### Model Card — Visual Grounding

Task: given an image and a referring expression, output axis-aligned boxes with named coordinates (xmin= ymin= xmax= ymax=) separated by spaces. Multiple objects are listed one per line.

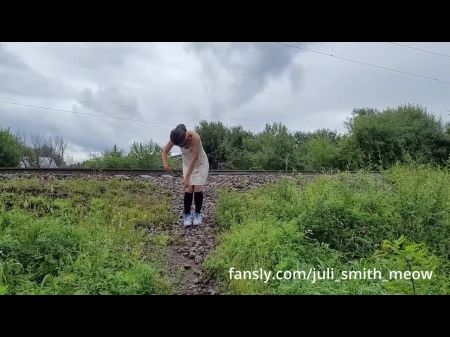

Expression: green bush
xmin=341 ymin=105 xmax=450 ymax=169
xmin=0 ymin=127 xmax=22 ymax=168
xmin=371 ymin=236 xmax=448 ymax=295
xmin=205 ymin=165 xmax=449 ymax=294
xmin=83 ymin=141 xmax=168 ymax=169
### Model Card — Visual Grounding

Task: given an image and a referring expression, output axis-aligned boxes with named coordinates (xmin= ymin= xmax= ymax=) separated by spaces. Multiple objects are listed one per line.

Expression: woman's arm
xmin=161 ymin=141 xmax=174 ymax=173
xmin=184 ymin=135 xmax=200 ymax=184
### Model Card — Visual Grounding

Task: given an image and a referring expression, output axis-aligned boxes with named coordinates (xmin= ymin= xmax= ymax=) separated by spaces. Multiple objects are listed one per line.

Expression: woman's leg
xmin=184 ymin=186 xmax=194 ymax=215
xmin=193 ymin=185 xmax=204 ymax=215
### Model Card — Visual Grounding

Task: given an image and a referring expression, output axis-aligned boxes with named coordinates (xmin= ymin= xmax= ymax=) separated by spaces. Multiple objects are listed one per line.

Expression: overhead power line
xmin=389 ymin=42 xmax=450 ymax=59
xmin=274 ymin=42 xmax=450 ymax=85
xmin=0 ymin=90 xmax=250 ymax=123
xmin=0 ymin=99 xmax=180 ymax=127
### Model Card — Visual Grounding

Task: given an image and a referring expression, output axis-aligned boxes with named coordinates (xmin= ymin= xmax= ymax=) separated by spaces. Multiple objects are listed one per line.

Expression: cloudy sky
xmin=1 ymin=42 xmax=450 ymax=163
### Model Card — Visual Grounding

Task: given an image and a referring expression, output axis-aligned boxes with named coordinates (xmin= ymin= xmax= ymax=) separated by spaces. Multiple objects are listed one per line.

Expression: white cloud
xmin=1 ymin=42 xmax=449 ymax=163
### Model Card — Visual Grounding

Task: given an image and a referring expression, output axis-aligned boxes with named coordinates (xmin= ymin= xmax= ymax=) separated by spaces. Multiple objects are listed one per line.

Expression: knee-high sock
xmin=184 ymin=192 xmax=193 ymax=215
xmin=194 ymin=191 xmax=203 ymax=214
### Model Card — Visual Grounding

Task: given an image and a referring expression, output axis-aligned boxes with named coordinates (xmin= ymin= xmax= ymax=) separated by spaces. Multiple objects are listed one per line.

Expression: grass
xmin=2 ymin=165 xmax=448 ymax=295
xmin=0 ymin=177 xmax=176 ymax=295
xmin=204 ymin=164 xmax=449 ymax=294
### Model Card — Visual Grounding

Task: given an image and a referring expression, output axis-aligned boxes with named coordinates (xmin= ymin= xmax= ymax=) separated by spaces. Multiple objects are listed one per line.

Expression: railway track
xmin=0 ymin=168 xmax=381 ymax=176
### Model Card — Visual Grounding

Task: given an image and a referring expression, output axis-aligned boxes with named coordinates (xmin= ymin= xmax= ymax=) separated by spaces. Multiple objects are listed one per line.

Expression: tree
xmin=10 ymin=131 xmax=35 ymax=166
xmin=343 ymin=105 xmax=450 ymax=169
xmin=83 ymin=145 xmax=127 ymax=169
xmin=248 ymin=123 xmax=295 ymax=170
xmin=291 ymin=129 xmax=340 ymax=171
xmin=219 ymin=126 xmax=254 ymax=169
xmin=82 ymin=140 xmax=165 ymax=169
xmin=53 ymin=136 xmax=67 ymax=167
xmin=195 ymin=121 xmax=229 ymax=168
xmin=128 ymin=141 xmax=162 ymax=168
xmin=336 ymin=135 xmax=364 ymax=170
xmin=28 ymin=133 xmax=67 ymax=167
xmin=301 ymin=136 xmax=339 ymax=171
xmin=292 ymin=130 xmax=312 ymax=148
xmin=0 ymin=127 xmax=21 ymax=167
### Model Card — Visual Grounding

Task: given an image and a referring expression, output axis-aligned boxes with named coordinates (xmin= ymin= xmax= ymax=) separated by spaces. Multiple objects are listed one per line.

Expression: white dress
xmin=180 ymin=140 xmax=209 ymax=185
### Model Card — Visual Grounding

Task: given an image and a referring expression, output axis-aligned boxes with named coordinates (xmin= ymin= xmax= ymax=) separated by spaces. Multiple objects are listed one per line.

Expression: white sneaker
xmin=183 ymin=213 xmax=193 ymax=227
xmin=193 ymin=213 xmax=202 ymax=225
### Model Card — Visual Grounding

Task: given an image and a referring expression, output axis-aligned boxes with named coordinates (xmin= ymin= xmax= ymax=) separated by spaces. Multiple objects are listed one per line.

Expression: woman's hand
xmin=164 ymin=164 xmax=174 ymax=174
xmin=183 ymin=176 xmax=190 ymax=187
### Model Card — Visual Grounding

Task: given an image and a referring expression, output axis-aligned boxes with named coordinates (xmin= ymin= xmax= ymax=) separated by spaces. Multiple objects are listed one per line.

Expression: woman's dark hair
xmin=170 ymin=124 xmax=187 ymax=146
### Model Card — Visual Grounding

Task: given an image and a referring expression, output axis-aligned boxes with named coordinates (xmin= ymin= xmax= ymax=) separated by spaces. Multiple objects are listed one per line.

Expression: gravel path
xmin=144 ymin=174 xmax=282 ymax=295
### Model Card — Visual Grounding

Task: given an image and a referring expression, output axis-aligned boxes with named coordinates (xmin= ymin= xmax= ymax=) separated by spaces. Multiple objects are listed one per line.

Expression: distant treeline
xmin=196 ymin=105 xmax=450 ymax=171
xmin=1 ymin=105 xmax=449 ymax=170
